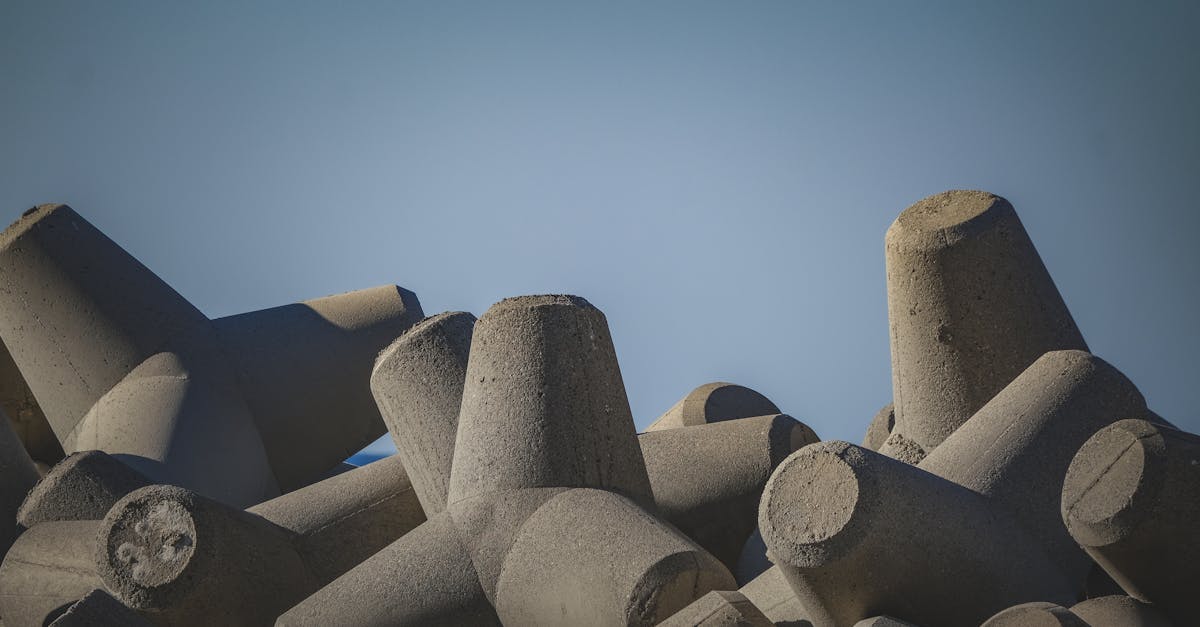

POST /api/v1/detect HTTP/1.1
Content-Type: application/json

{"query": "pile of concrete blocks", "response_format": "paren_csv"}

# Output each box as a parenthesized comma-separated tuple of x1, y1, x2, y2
(0, 192, 1193, 626)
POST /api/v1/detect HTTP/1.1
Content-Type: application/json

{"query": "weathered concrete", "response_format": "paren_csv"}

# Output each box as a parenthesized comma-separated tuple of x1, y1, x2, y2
(759, 441, 1073, 627)
(980, 602, 1089, 627)
(48, 588, 153, 627)
(877, 430, 925, 465)
(640, 413, 818, 571)
(1070, 595, 1173, 626)
(1061, 419, 1200, 625)
(659, 590, 773, 627)
(861, 403, 893, 451)
(370, 311, 475, 515)
(884, 190, 1087, 455)
(247, 454, 426, 585)
(17, 450, 152, 529)
(646, 382, 780, 432)
(0, 337, 61, 464)
(0, 408, 40, 557)
(738, 565, 807, 625)
(918, 350, 1146, 592)
(0, 520, 105, 626)
(96, 485, 316, 625)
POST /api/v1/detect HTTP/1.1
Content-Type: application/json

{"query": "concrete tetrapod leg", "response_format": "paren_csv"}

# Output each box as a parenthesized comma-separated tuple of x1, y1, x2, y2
(0, 520, 105, 626)
(918, 350, 1147, 592)
(0, 337, 61, 465)
(734, 528, 771, 585)
(658, 590, 773, 627)
(0, 408, 40, 556)
(494, 488, 736, 627)
(247, 455, 425, 585)
(759, 441, 1074, 627)
(48, 589, 153, 627)
(738, 565, 807, 625)
(96, 485, 316, 626)
(1069, 595, 1173, 627)
(883, 190, 1088, 457)
(1061, 419, 1200, 625)
(275, 512, 501, 626)
(860, 403, 894, 452)
(213, 285, 424, 492)
(853, 618, 922, 627)
(980, 602, 1089, 627)
(645, 382, 780, 432)
(640, 413, 819, 571)
(370, 311, 476, 515)
(18, 450, 153, 529)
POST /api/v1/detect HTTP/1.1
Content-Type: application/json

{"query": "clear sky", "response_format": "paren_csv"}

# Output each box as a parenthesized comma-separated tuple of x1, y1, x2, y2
(2, 2, 1197, 462)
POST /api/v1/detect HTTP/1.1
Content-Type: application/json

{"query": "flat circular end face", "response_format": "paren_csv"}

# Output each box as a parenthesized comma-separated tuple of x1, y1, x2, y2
(372, 310, 476, 376)
(105, 496, 197, 592)
(759, 443, 864, 567)
(1062, 421, 1162, 546)
(486, 294, 594, 316)
(895, 190, 1005, 232)
(700, 383, 780, 423)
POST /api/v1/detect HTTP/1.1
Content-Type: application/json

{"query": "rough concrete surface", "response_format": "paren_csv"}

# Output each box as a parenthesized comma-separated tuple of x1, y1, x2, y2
(48, 588, 154, 627)
(17, 449, 153, 529)
(0, 520, 105, 626)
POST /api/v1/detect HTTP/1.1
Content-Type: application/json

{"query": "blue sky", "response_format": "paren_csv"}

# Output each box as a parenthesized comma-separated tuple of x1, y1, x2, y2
(2, 2, 1197, 463)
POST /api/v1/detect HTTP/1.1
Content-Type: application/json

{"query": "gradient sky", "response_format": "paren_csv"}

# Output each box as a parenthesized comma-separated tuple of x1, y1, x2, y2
(2, 2, 1197, 462)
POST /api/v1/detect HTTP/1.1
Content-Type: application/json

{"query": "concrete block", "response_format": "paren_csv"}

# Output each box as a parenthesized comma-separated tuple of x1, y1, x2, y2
(0, 408, 39, 556)
(247, 454, 425, 585)
(1061, 419, 1200, 625)
(646, 382, 780, 432)
(640, 413, 818, 571)
(658, 590, 773, 627)
(884, 190, 1087, 455)
(734, 527, 771, 585)
(980, 602, 1088, 626)
(17, 450, 152, 529)
(860, 403, 893, 451)
(370, 311, 476, 515)
(48, 588, 153, 627)
(854, 617, 922, 627)
(919, 350, 1146, 591)
(0, 520, 104, 626)
(758, 441, 1074, 627)
(1069, 595, 1173, 626)
(737, 565, 808, 625)
(0, 336, 61, 465)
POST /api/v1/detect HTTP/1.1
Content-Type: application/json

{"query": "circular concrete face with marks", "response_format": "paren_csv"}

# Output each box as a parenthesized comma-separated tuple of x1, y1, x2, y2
(759, 442, 864, 568)
(1062, 420, 1164, 547)
(104, 493, 197, 593)
(892, 189, 1003, 233)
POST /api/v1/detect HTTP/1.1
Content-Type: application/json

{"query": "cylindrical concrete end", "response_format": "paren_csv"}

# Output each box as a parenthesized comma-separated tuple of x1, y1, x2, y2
(645, 382, 780, 432)
(18, 450, 153, 529)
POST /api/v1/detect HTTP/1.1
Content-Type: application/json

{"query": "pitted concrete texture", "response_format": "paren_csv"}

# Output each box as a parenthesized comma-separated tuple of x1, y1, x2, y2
(980, 602, 1089, 626)
(646, 382, 780, 432)
(640, 413, 819, 571)
(248, 455, 426, 585)
(1070, 595, 1173, 627)
(97, 485, 316, 626)
(1061, 419, 1200, 626)
(860, 403, 893, 452)
(738, 565, 808, 625)
(876, 431, 925, 465)
(919, 350, 1147, 592)
(18, 450, 152, 529)
(759, 441, 1073, 627)
(885, 191, 1087, 455)
(371, 311, 476, 515)
(48, 588, 153, 627)
(0, 408, 40, 557)
(658, 590, 774, 627)
(0, 520, 105, 626)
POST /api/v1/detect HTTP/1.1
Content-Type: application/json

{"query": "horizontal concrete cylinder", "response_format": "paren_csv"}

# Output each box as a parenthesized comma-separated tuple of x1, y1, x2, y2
(640, 413, 818, 570)
(48, 588, 153, 627)
(0, 520, 105, 626)
(494, 488, 736, 627)
(658, 590, 773, 627)
(759, 441, 1073, 627)
(18, 449, 153, 529)
(645, 382, 780, 432)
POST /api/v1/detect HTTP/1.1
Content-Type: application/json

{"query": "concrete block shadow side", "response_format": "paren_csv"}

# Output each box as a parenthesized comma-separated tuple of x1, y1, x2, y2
(370, 310, 476, 516)
(759, 441, 1074, 627)
(737, 566, 808, 625)
(657, 590, 774, 627)
(980, 602, 1089, 627)
(48, 588, 154, 627)
(645, 382, 781, 432)
(860, 403, 894, 451)
(918, 349, 1147, 591)
(0, 520, 104, 626)
(1070, 595, 1174, 627)
(214, 285, 425, 492)
(0, 335, 62, 464)
(17, 449, 153, 529)
(885, 190, 1088, 454)
(275, 513, 501, 627)
(0, 407, 40, 557)
(448, 295, 654, 509)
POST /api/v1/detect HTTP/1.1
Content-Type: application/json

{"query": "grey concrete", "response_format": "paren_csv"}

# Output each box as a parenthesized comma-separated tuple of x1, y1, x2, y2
(738, 566, 808, 626)
(640, 413, 818, 571)
(1070, 595, 1173, 627)
(918, 350, 1146, 592)
(247, 454, 426, 585)
(734, 528, 771, 586)
(0, 408, 39, 558)
(877, 431, 925, 465)
(0, 520, 104, 626)
(853, 618, 921, 627)
(759, 441, 1073, 627)
(658, 590, 773, 627)
(860, 403, 893, 452)
(884, 190, 1087, 455)
(1061, 419, 1200, 626)
(96, 485, 316, 626)
(980, 602, 1088, 627)
(48, 588, 153, 627)
(0, 337, 61, 465)
(646, 382, 780, 432)
(17, 450, 152, 529)
(370, 311, 475, 515)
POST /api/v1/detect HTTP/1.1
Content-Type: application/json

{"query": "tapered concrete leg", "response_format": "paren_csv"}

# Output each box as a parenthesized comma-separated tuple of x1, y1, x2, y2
(0, 520, 104, 626)
(214, 285, 424, 492)
(1070, 595, 1173, 626)
(97, 485, 315, 626)
(737, 566, 807, 625)
(449, 295, 654, 508)
(370, 311, 475, 515)
(0, 337, 61, 464)
(861, 403, 894, 451)
(980, 602, 1088, 627)
(247, 455, 426, 585)
(645, 383, 780, 432)
(658, 590, 773, 627)
(759, 441, 1073, 627)
(494, 488, 736, 627)
(640, 413, 818, 570)
(276, 512, 501, 627)
(1061, 419, 1200, 625)
(0, 408, 39, 556)
(919, 350, 1146, 591)
(48, 589, 153, 627)
(884, 191, 1087, 455)
(18, 449, 152, 529)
